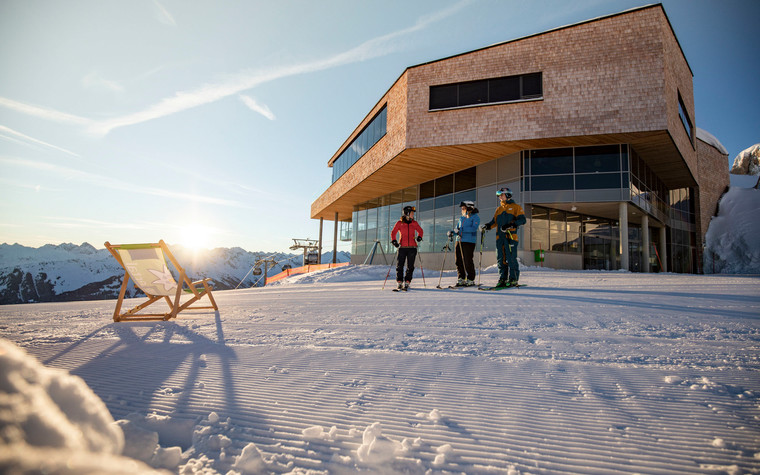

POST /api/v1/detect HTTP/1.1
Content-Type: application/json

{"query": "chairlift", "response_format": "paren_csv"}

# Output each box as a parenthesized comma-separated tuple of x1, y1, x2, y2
(253, 266, 262, 276)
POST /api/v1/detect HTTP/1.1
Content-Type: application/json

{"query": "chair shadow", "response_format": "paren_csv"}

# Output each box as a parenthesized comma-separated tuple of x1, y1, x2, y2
(44, 310, 251, 432)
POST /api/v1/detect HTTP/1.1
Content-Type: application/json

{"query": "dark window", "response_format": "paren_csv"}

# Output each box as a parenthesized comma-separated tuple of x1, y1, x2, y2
(678, 92, 693, 140)
(430, 84, 458, 110)
(332, 105, 387, 183)
(435, 174, 454, 196)
(459, 81, 488, 105)
(531, 175, 573, 191)
(522, 73, 542, 97)
(575, 145, 621, 173)
(490, 76, 520, 102)
(420, 180, 435, 200)
(575, 172, 621, 189)
(429, 72, 542, 110)
(530, 148, 573, 175)
(454, 167, 477, 191)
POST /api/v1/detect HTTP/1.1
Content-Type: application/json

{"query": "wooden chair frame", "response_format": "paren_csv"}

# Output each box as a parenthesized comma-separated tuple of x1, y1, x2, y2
(104, 240, 218, 322)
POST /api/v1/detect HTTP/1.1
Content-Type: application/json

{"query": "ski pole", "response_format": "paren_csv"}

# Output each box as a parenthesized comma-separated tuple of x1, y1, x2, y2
(416, 249, 427, 288)
(436, 236, 452, 289)
(382, 245, 400, 290)
(455, 234, 466, 283)
(478, 229, 485, 287)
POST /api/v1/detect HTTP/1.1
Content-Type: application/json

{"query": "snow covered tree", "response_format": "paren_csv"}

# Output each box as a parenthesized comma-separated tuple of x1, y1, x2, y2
(729, 143, 760, 188)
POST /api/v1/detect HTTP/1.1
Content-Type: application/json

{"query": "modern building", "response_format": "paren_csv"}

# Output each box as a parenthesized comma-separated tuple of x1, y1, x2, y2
(311, 4, 729, 273)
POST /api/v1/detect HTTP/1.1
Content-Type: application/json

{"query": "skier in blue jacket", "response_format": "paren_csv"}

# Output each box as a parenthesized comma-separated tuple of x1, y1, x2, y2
(450, 200, 480, 286)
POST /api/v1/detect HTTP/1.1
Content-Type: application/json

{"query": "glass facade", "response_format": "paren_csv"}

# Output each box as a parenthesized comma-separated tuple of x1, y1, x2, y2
(332, 106, 387, 183)
(348, 144, 698, 273)
(523, 145, 628, 198)
(668, 187, 697, 273)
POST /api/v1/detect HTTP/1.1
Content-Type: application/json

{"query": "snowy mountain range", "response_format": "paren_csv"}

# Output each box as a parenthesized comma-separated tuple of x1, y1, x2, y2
(0, 242, 350, 305)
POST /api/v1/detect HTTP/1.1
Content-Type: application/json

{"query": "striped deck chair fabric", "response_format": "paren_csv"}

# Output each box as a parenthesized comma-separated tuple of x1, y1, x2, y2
(104, 240, 218, 321)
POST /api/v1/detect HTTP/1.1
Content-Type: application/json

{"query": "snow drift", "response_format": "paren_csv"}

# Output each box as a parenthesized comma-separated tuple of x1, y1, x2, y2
(704, 187, 760, 274)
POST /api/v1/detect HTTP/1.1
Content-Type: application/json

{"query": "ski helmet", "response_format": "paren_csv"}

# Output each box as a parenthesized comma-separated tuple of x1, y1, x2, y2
(403, 205, 416, 216)
(459, 200, 475, 209)
(496, 187, 512, 199)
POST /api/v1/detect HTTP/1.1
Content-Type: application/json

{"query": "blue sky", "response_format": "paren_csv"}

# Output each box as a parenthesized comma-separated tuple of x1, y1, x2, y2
(1, 0, 758, 253)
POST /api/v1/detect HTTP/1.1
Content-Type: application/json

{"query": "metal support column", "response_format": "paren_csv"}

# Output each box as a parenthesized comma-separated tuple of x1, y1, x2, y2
(333, 212, 339, 264)
(619, 202, 629, 271)
(659, 226, 668, 272)
(642, 214, 650, 273)
(318, 218, 324, 265)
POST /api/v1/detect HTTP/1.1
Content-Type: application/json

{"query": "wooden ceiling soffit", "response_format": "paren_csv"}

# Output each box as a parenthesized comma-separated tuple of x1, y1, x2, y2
(629, 132, 697, 188)
(311, 132, 696, 220)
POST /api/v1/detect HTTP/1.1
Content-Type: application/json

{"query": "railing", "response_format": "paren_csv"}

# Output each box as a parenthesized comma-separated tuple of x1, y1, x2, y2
(265, 262, 350, 285)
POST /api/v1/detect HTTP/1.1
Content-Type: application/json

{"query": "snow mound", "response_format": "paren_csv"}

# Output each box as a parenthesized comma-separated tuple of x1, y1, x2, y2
(0, 338, 162, 474)
(272, 264, 399, 285)
(704, 187, 760, 274)
(730, 143, 760, 175)
(696, 127, 728, 155)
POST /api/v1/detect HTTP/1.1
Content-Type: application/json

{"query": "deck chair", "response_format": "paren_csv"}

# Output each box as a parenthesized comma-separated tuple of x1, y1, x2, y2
(104, 240, 218, 322)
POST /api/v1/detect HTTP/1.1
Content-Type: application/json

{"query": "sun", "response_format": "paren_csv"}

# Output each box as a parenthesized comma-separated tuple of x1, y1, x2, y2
(178, 224, 212, 251)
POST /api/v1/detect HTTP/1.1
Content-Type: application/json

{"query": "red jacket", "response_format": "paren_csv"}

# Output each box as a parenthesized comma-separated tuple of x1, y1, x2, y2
(391, 217, 424, 247)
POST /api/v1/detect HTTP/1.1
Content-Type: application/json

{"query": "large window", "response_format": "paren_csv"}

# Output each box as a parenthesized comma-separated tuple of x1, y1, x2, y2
(353, 168, 478, 256)
(678, 92, 693, 142)
(429, 72, 542, 110)
(332, 106, 387, 183)
(524, 145, 625, 193)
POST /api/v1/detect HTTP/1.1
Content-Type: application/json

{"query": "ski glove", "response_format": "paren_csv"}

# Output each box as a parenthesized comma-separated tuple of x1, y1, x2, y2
(479, 224, 488, 232)
(391, 240, 399, 248)
(416, 236, 423, 242)
(500, 222, 517, 232)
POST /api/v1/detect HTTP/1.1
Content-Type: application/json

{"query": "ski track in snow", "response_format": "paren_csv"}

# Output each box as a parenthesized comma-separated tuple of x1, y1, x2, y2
(1, 269, 759, 474)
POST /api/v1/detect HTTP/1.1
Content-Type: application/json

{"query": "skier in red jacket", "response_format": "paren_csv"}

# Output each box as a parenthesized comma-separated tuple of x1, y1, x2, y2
(390, 206, 424, 291)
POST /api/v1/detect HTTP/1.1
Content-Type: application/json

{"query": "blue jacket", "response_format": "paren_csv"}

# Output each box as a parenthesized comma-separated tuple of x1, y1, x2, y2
(456, 209, 481, 244)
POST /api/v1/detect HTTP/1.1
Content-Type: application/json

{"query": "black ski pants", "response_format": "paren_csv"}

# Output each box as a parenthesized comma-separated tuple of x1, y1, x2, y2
(396, 247, 417, 283)
(455, 241, 476, 281)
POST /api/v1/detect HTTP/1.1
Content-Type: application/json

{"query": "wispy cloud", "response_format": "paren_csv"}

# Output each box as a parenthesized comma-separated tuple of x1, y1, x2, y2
(0, 157, 253, 209)
(239, 95, 276, 121)
(0, 125, 81, 158)
(86, 0, 471, 135)
(0, 1, 470, 136)
(43, 216, 155, 230)
(152, 0, 177, 26)
(81, 71, 125, 93)
(0, 97, 92, 126)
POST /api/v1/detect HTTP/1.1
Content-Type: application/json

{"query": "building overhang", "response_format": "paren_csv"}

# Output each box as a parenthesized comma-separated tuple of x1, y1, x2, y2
(310, 130, 696, 221)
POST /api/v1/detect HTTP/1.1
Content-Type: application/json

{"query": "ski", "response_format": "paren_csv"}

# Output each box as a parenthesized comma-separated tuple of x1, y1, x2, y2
(478, 284, 526, 291)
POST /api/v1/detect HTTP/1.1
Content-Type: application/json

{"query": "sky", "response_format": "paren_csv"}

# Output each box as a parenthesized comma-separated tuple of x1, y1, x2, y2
(1, 0, 758, 254)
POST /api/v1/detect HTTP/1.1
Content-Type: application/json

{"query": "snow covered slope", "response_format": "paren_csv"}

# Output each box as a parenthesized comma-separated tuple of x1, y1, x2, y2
(704, 187, 760, 274)
(0, 242, 350, 304)
(1, 268, 758, 474)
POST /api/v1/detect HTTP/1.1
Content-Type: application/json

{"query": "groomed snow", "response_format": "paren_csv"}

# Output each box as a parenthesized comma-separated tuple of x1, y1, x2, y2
(1, 266, 759, 474)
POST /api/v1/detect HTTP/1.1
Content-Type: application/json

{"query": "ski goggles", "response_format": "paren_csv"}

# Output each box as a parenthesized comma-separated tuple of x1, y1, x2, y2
(495, 188, 511, 196)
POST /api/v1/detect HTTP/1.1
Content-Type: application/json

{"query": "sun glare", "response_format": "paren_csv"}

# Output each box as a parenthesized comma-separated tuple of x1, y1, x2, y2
(179, 225, 211, 250)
